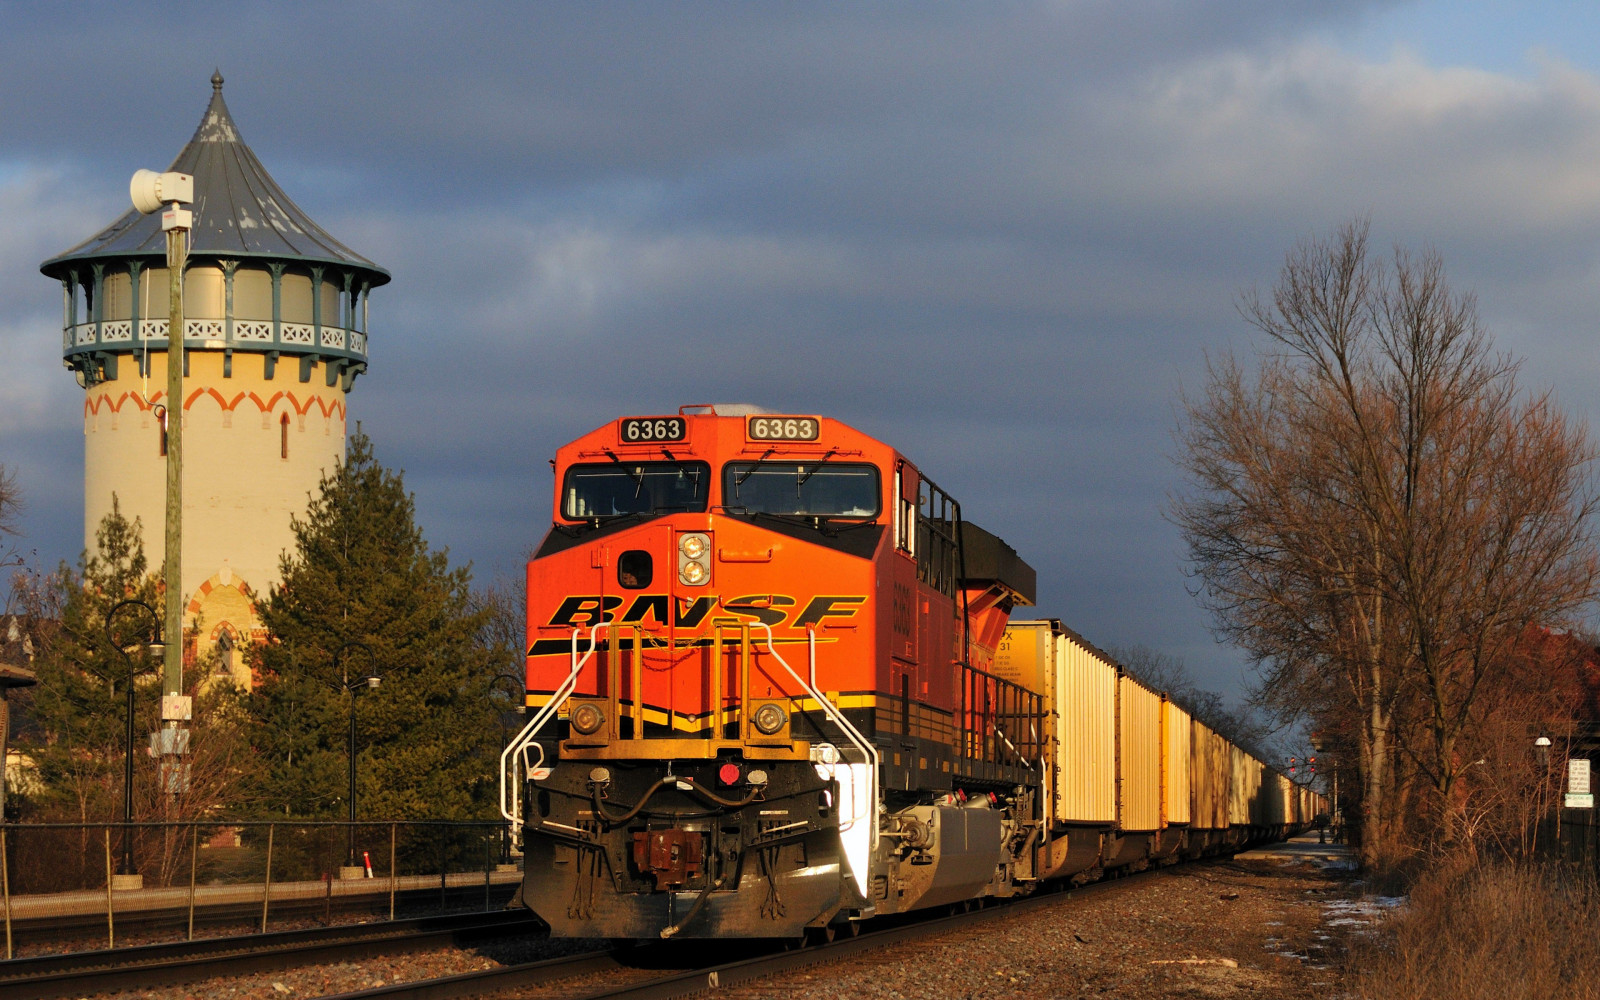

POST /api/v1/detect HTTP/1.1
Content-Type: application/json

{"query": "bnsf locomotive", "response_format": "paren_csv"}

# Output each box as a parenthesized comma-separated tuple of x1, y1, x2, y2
(500, 405, 1321, 941)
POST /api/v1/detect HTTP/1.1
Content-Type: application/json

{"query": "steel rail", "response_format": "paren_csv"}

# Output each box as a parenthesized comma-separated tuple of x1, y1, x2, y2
(0, 908, 542, 1000)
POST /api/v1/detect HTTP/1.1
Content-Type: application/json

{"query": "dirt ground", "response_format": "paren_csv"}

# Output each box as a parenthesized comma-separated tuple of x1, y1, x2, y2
(740, 852, 1362, 1000)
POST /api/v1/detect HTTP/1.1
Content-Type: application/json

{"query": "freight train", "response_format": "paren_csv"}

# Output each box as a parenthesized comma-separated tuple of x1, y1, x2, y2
(500, 405, 1322, 941)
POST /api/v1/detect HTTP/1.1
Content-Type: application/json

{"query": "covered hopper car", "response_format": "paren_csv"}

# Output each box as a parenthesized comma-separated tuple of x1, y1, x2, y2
(500, 405, 1323, 941)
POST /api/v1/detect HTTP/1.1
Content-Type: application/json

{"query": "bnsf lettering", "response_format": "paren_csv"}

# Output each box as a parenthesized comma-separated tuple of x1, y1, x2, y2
(547, 595, 624, 628)
(796, 595, 867, 628)
(712, 594, 795, 628)
(674, 596, 718, 628)
(620, 595, 670, 625)
(615, 595, 726, 628)
(544, 593, 863, 630)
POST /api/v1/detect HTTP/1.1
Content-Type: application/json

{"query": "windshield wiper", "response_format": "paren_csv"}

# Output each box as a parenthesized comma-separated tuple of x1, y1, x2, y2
(601, 448, 645, 489)
(733, 448, 777, 498)
(795, 449, 838, 489)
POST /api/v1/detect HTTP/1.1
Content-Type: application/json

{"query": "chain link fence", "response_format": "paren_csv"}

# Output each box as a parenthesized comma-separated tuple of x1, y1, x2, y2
(0, 820, 520, 959)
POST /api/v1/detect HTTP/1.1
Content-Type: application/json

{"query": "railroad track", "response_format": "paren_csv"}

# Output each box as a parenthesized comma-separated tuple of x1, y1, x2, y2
(0, 908, 543, 1000)
(314, 867, 1155, 1000)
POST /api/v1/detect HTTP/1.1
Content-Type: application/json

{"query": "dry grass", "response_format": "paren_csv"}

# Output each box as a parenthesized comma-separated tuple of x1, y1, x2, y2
(1356, 860, 1600, 1000)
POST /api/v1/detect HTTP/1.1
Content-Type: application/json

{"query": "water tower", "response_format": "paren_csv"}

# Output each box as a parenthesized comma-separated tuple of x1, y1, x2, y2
(39, 73, 390, 686)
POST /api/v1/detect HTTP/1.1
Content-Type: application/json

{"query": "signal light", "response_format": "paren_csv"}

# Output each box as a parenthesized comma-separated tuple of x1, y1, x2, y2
(570, 703, 605, 735)
(752, 702, 788, 735)
(718, 762, 742, 786)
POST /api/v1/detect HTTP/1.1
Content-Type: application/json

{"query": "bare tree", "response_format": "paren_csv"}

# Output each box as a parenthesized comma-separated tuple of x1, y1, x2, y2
(0, 465, 23, 569)
(1173, 220, 1600, 863)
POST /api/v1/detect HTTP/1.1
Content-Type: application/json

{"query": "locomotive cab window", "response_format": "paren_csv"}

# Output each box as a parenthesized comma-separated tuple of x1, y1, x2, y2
(722, 461, 879, 518)
(562, 461, 710, 519)
(617, 550, 652, 589)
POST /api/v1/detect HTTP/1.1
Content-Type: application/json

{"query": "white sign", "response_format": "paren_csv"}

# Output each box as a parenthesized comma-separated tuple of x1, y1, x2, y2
(1565, 793, 1594, 810)
(1569, 758, 1592, 795)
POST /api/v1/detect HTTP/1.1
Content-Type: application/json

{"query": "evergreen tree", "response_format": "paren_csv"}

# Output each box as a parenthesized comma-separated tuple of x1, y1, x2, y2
(22, 496, 162, 822)
(250, 431, 501, 820)
(17, 498, 253, 885)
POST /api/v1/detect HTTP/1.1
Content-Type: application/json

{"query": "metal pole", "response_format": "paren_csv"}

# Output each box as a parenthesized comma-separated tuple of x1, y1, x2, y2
(186, 824, 198, 941)
(2, 829, 11, 960)
(122, 651, 136, 875)
(348, 692, 357, 868)
(107, 598, 159, 878)
(334, 642, 376, 871)
(388, 823, 396, 922)
(162, 225, 186, 710)
(103, 828, 114, 949)
(260, 823, 274, 933)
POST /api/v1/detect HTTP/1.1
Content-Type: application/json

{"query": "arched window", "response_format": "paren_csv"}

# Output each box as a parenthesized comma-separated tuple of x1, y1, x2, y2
(214, 628, 237, 676)
(280, 413, 290, 459)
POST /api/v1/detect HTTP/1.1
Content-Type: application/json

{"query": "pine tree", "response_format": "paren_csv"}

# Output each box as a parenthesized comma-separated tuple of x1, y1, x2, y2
(250, 431, 500, 821)
(15, 498, 254, 885)
(21, 496, 162, 822)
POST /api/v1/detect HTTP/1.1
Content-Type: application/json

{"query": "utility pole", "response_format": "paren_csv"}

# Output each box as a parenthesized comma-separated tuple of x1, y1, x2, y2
(131, 169, 195, 790)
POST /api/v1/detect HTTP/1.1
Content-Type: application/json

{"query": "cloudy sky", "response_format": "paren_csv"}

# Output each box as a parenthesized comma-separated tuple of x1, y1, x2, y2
(5, 1, 1600, 703)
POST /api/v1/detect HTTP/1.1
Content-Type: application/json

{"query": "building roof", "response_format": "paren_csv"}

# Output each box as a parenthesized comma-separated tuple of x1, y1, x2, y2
(40, 72, 389, 286)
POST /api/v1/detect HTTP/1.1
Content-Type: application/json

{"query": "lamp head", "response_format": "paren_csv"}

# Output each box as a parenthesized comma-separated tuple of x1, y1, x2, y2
(1535, 736, 1553, 748)
(130, 169, 194, 214)
(365, 674, 381, 690)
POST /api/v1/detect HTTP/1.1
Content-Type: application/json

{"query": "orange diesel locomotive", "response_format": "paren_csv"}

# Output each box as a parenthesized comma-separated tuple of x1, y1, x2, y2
(500, 406, 1319, 941)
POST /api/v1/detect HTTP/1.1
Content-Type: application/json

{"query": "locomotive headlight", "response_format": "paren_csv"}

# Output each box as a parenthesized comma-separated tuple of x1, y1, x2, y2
(679, 533, 708, 560)
(678, 533, 711, 587)
(570, 703, 606, 736)
(752, 702, 788, 736)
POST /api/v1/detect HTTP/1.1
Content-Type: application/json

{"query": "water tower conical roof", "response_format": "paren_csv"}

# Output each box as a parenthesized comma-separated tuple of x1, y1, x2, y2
(40, 71, 389, 285)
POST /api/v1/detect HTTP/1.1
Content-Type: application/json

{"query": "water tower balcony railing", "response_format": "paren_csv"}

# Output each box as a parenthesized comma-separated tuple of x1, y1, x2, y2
(63, 319, 368, 361)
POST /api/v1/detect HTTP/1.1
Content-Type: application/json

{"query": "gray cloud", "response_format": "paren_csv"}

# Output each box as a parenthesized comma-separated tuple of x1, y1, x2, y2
(6, 1, 1600, 703)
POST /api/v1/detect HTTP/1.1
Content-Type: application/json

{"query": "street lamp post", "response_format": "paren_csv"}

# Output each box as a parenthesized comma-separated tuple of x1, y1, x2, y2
(129, 170, 193, 744)
(487, 673, 525, 865)
(487, 673, 526, 753)
(1535, 735, 1554, 850)
(105, 599, 165, 885)
(332, 642, 379, 875)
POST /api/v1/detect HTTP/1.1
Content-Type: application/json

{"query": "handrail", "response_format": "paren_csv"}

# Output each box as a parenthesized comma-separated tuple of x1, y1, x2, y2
(960, 661, 1046, 766)
(498, 623, 605, 828)
(753, 623, 879, 851)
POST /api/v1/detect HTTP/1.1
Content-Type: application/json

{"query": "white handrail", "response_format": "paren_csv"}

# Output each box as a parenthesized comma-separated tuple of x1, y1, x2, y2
(499, 623, 605, 827)
(754, 622, 880, 854)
